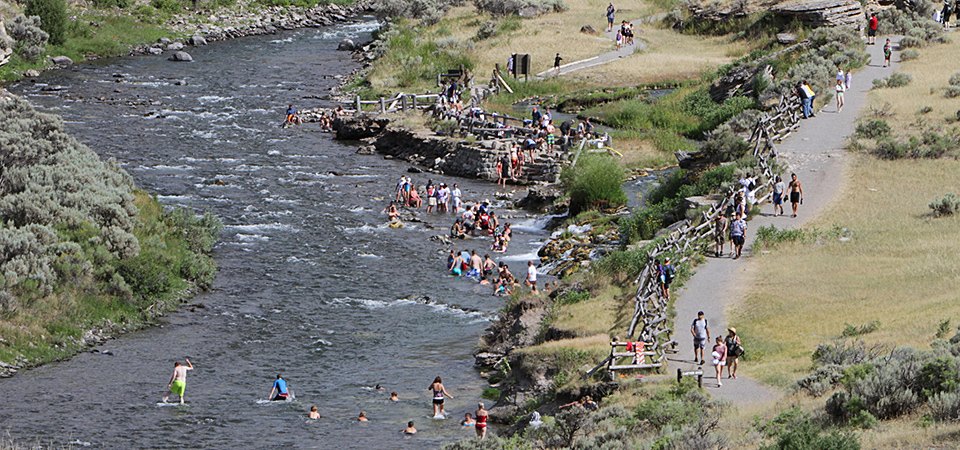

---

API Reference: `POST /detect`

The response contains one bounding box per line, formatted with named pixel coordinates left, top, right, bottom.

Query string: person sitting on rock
left=285, top=104, right=302, bottom=126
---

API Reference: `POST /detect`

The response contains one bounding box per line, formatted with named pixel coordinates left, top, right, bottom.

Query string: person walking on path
left=730, top=212, right=747, bottom=259
left=835, top=79, right=845, bottom=112
left=713, top=214, right=728, bottom=257
left=606, top=3, right=616, bottom=32
left=691, top=311, right=710, bottom=365
left=724, top=328, right=743, bottom=379
left=801, top=81, right=816, bottom=118
left=554, top=53, right=563, bottom=73
left=162, top=358, right=193, bottom=404
left=868, top=13, right=878, bottom=45
left=844, top=69, right=852, bottom=90
left=883, top=38, right=892, bottom=67
left=660, top=257, right=676, bottom=299
left=772, top=175, right=785, bottom=216
left=787, top=172, right=803, bottom=217
left=711, top=336, right=728, bottom=387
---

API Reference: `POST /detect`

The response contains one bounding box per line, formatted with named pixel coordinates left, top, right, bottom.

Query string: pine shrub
left=24, top=0, right=67, bottom=46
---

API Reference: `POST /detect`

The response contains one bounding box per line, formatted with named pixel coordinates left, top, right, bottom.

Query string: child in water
left=357, top=411, right=369, bottom=422
left=308, top=405, right=321, bottom=419
left=390, top=391, right=399, bottom=402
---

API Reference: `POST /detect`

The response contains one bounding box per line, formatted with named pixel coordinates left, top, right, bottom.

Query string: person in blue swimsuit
left=269, top=374, right=290, bottom=401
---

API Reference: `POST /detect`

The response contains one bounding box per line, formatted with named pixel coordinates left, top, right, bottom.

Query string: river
left=0, top=19, right=550, bottom=449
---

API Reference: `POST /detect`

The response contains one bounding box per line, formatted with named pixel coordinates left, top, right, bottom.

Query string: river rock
left=337, top=38, right=356, bottom=51
left=777, top=32, right=798, bottom=44
left=148, top=46, right=163, bottom=55
left=169, top=51, right=193, bottom=62
left=23, top=69, right=40, bottom=78
left=189, top=35, right=207, bottom=46
left=158, top=37, right=172, bottom=45
left=167, top=42, right=185, bottom=51
left=50, top=55, right=74, bottom=66
left=515, top=186, right=563, bottom=212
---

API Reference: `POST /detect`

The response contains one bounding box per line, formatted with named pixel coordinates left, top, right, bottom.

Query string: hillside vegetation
left=0, top=93, right=221, bottom=369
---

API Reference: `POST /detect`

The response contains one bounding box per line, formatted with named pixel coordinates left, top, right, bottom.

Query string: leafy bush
left=561, top=154, right=628, bottom=216
left=25, top=0, right=67, bottom=46
left=899, top=35, right=924, bottom=49
left=873, top=73, right=912, bottom=89
left=699, top=126, right=750, bottom=163
left=900, top=49, right=920, bottom=61
left=92, top=0, right=131, bottom=7
left=929, top=193, right=960, bottom=217
left=5, top=15, right=48, bottom=62
left=759, top=407, right=861, bottom=450
left=929, top=391, right=960, bottom=422
left=917, top=357, right=960, bottom=400
left=872, top=130, right=959, bottom=160
left=855, top=119, right=890, bottom=139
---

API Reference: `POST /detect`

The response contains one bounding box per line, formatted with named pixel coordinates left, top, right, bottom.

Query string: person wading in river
left=268, top=373, right=291, bottom=401
left=162, top=358, right=193, bottom=404
left=428, top=376, right=454, bottom=417
left=475, top=402, right=489, bottom=439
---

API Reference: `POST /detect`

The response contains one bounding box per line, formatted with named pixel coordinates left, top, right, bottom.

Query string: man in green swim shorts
left=163, top=358, right=193, bottom=404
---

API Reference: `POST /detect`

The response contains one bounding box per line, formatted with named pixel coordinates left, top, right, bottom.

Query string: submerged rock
left=189, top=35, right=207, bottom=46
left=50, top=55, right=73, bottom=66
left=169, top=51, right=193, bottom=62
left=337, top=38, right=356, bottom=51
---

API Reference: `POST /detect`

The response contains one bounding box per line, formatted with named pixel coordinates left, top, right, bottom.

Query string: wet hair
left=174, top=362, right=180, bottom=367
left=465, top=413, right=473, bottom=418
left=277, top=374, right=282, bottom=379
left=433, top=376, right=442, bottom=384
left=391, top=391, right=398, bottom=396
left=407, top=421, right=415, bottom=427
left=359, top=411, right=367, bottom=417
left=311, top=405, right=318, bottom=412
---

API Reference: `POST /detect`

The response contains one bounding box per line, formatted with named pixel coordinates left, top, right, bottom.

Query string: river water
left=1, top=20, right=550, bottom=449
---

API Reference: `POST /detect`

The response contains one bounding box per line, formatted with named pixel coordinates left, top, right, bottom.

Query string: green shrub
left=700, top=127, right=750, bottom=163
left=841, top=321, right=880, bottom=338
left=474, top=0, right=567, bottom=16
left=887, top=72, right=912, bottom=88
left=481, top=387, right=501, bottom=400
left=945, top=86, right=960, bottom=99
left=917, top=357, right=960, bottom=400
left=150, top=0, right=184, bottom=13
left=900, top=49, right=920, bottom=61
left=759, top=407, right=861, bottom=450
left=475, top=20, right=497, bottom=40
left=555, top=289, right=590, bottom=305
left=25, top=0, right=67, bottom=46
left=899, top=35, right=925, bottom=48
left=855, top=119, right=890, bottom=139
left=930, top=193, right=960, bottom=216
left=796, top=364, right=844, bottom=397
left=92, top=0, right=131, bottom=7
left=561, top=154, right=628, bottom=216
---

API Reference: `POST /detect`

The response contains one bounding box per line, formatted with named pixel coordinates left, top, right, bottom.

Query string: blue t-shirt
left=273, top=378, right=288, bottom=394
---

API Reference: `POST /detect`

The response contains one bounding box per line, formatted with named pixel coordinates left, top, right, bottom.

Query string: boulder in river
left=337, top=38, right=355, bottom=51
left=169, top=51, right=193, bottom=62
left=50, top=55, right=73, bottom=66
left=189, top=35, right=207, bottom=46
left=166, top=42, right=185, bottom=51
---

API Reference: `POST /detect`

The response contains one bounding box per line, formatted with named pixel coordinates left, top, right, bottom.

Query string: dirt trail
left=669, top=37, right=901, bottom=406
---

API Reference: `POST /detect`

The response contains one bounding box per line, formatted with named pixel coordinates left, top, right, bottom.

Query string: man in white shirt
left=526, top=260, right=539, bottom=294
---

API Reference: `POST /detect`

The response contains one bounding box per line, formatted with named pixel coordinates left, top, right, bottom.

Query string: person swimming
left=308, top=405, right=321, bottom=419
left=357, top=411, right=369, bottom=422
left=390, top=391, right=399, bottom=402
left=269, top=374, right=290, bottom=401
left=403, top=421, right=417, bottom=434
left=461, top=413, right=476, bottom=427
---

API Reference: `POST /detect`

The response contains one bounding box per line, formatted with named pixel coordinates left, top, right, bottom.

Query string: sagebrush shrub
left=796, top=364, right=845, bottom=397
left=5, top=15, right=48, bottom=62
left=475, top=20, right=497, bottom=40
left=929, top=193, right=960, bottom=217
left=900, top=49, right=920, bottom=61
left=930, top=391, right=960, bottom=422
left=855, top=119, right=891, bottom=139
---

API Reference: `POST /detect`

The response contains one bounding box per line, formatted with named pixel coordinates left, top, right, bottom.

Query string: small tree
left=25, top=0, right=67, bottom=46
left=561, top=154, right=627, bottom=216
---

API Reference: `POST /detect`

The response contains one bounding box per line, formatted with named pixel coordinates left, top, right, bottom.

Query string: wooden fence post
left=412, top=95, right=418, bottom=110
left=401, top=95, right=408, bottom=111
left=379, top=97, right=386, bottom=114
left=354, top=95, right=361, bottom=113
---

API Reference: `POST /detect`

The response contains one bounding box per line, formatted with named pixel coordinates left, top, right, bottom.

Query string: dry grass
left=551, top=284, right=627, bottom=336
left=732, top=156, right=960, bottom=388
left=564, top=26, right=748, bottom=86
left=518, top=333, right=610, bottom=357
left=862, top=39, right=960, bottom=138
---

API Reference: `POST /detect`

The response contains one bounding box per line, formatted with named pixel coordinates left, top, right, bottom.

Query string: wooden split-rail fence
left=589, top=93, right=803, bottom=380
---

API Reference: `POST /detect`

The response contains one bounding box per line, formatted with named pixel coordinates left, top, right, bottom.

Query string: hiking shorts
left=868, top=28, right=876, bottom=37
left=170, top=380, right=186, bottom=397
left=732, top=235, right=745, bottom=246
left=694, top=338, right=706, bottom=349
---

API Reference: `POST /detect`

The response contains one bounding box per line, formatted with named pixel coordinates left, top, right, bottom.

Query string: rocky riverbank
left=128, top=2, right=372, bottom=59
left=327, top=113, right=564, bottom=184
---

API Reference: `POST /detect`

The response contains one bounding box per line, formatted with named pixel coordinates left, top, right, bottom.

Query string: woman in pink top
left=711, top=337, right=727, bottom=387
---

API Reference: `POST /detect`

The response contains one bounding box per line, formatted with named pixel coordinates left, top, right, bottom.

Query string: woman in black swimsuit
left=428, top=376, right=454, bottom=417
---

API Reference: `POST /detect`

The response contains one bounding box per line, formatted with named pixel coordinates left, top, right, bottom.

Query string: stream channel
left=0, top=19, right=557, bottom=449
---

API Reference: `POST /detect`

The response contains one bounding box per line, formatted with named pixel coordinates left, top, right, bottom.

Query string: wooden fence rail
left=594, top=93, right=803, bottom=380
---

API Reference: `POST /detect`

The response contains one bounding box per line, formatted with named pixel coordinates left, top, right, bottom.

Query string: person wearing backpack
left=724, top=328, right=744, bottom=379
left=690, top=311, right=710, bottom=365
left=661, top=257, right=676, bottom=299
